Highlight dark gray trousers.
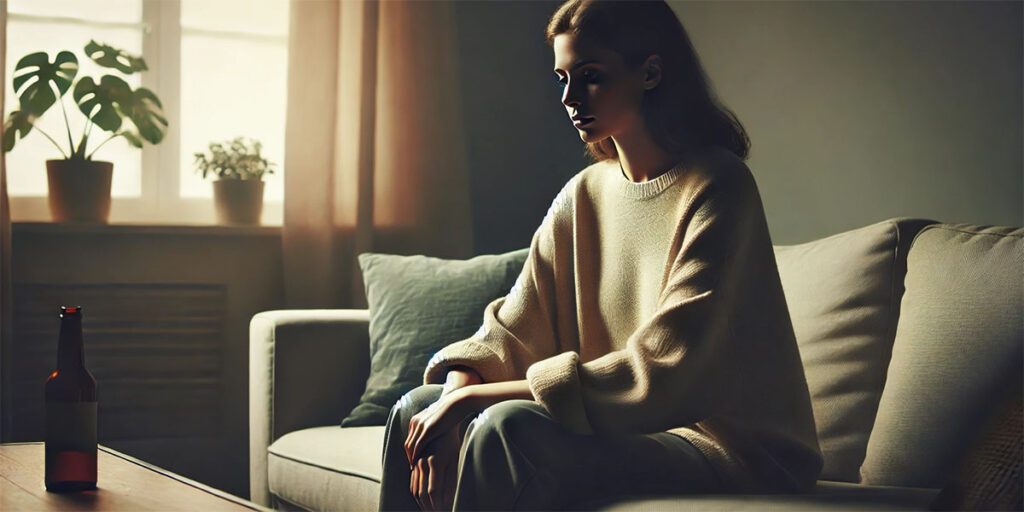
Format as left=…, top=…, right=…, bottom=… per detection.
left=379, top=384, right=725, bottom=511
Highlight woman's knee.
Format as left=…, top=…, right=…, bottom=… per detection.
left=456, top=401, right=568, bottom=510
left=389, top=384, right=443, bottom=424
left=463, top=400, right=556, bottom=457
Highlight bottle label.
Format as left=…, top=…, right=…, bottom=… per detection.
left=45, top=402, right=97, bottom=452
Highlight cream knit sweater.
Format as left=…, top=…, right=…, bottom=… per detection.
left=423, top=147, right=823, bottom=492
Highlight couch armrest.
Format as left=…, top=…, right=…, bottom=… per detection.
left=249, top=309, right=371, bottom=506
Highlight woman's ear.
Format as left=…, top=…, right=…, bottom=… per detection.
left=642, top=55, right=663, bottom=90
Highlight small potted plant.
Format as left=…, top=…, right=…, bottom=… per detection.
left=2, top=40, right=167, bottom=223
left=193, top=137, right=276, bottom=225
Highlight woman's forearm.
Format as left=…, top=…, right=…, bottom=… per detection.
left=463, top=380, right=533, bottom=409
left=442, top=366, right=483, bottom=395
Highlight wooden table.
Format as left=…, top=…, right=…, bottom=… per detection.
left=0, top=443, right=270, bottom=511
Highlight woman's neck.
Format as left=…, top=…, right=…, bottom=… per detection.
left=611, top=129, right=682, bottom=183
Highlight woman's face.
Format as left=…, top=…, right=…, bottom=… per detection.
left=553, top=33, right=649, bottom=143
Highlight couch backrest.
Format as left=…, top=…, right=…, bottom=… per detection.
left=859, top=224, right=1023, bottom=488
left=774, top=217, right=936, bottom=482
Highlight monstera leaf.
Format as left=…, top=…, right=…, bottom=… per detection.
left=73, top=75, right=133, bottom=132
left=120, top=131, right=143, bottom=149
left=118, top=88, right=167, bottom=145
left=12, top=51, right=78, bottom=117
left=84, top=40, right=147, bottom=74
left=2, top=110, right=36, bottom=153
left=5, top=41, right=167, bottom=159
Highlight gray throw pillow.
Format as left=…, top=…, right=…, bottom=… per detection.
left=341, top=248, right=530, bottom=427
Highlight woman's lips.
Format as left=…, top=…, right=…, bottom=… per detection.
left=574, top=117, right=595, bottom=127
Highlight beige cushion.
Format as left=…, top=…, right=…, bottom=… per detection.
left=859, top=224, right=1023, bottom=488
left=774, top=218, right=935, bottom=482
left=268, top=426, right=384, bottom=511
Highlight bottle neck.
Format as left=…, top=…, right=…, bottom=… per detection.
left=57, top=314, right=85, bottom=370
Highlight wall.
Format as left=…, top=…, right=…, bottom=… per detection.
left=670, top=0, right=1022, bottom=243
left=453, top=0, right=591, bottom=255
left=456, top=1, right=1022, bottom=252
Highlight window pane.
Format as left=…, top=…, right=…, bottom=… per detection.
left=4, top=19, right=144, bottom=197
left=181, top=0, right=288, bottom=36
left=179, top=34, right=287, bottom=201
left=9, top=0, right=142, bottom=24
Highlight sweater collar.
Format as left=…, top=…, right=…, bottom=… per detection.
left=614, top=159, right=687, bottom=200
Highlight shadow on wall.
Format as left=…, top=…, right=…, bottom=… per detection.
left=453, top=0, right=591, bottom=255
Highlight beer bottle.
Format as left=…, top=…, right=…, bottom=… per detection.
left=44, top=305, right=98, bottom=492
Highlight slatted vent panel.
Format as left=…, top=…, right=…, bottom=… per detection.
left=12, top=283, right=226, bottom=442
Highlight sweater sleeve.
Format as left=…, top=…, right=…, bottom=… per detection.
left=526, top=167, right=761, bottom=435
left=422, top=180, right=574, bottom=385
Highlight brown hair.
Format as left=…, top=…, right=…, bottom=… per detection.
left=546, top=0, right=750, bottom=162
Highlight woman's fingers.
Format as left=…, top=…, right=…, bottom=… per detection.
left=410, top=464, right=420, bottom=508
left=426, top=455, right=439, bottom=511
left=406, top=408, right=430, bottom=465
left=415, top=458, right=430, bottom=511
left=407, top=420, right=425, bottom=465
left=407, top=391, right=472, bottom=473
left=408, top=427, right=462, bottom=512
left=406, top=401, right=438, bottom=464
left=408, top=416, right=437, bottom=463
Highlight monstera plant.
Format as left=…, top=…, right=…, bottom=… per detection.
left=2, top=40, right=167, bottom=222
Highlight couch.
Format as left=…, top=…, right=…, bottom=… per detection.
left=249, top=218, right=1023, bottom=511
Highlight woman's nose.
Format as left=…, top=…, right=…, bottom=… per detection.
left=561, top=81, right=581, bottom=108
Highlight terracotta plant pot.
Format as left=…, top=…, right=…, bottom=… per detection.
left=46, top=159, right=114, bottom=223
left=213, top=179, right=264, bottom=225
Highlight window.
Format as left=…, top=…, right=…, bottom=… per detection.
left=3, top=0, right=288, bottom=225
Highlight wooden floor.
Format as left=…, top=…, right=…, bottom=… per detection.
left=0, top=443, right=269, bottom=511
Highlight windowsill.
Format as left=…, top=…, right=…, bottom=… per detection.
left=9, top=196, right=284, bottom=226
left=12, top=221, right=282, bottom=237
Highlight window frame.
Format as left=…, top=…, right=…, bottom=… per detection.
left=5, top=0, right=284, bottom=225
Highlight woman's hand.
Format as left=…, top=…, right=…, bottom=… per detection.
left=405, top=380, right=533, bottom=466
left=405, top=386, right=474, bottom=466
left=410, top=427, right=460, bottom=511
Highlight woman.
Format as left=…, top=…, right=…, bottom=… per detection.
left=379, top=1, right=822, bottom=510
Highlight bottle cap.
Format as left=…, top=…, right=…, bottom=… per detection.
left=59, top=306, right=82, bottom=315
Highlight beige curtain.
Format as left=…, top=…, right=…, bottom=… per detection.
left=0, top=0, right=13, bottom=442
left=283, top=0, right=474, bottom=309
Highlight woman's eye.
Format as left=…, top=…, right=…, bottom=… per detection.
left=553, top=70, right=600, bottom=89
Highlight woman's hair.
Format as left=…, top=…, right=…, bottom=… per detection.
left=546, top=0, right=750, bottom=162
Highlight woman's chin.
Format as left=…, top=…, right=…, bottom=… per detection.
left=578, top=128, right=605, bottom=143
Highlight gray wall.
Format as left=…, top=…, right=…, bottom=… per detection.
left=672, top=0, right=1022, bottom=244
left=455, top=0, right=1022, bottom=252
left=454, top=0, right=590, bottom=254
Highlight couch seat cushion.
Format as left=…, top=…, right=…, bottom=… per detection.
left=860, top=224, right=1023, bottom=488
left=595, top=481, right=939, bottom=511
left=268, top=426, right=384, bottom=511
left=773, top=217, right=935, bottom=482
